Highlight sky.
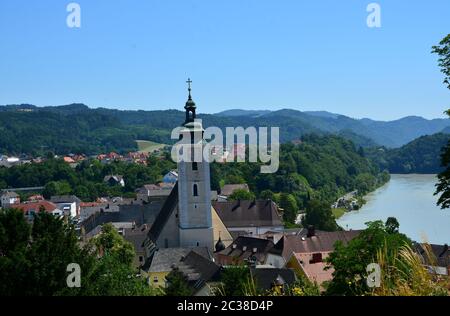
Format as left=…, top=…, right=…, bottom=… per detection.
left=0, top=0, right=449, bottom=121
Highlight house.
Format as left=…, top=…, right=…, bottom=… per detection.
left=50, top=195, right=81, bottom=218
left=103, top=175, right=125, bottom=187
left=123, top=224, right=151, bottom=269
left=172, top=250, right=222, bottom=296
left=136, top=183, right=174, bottom=200
left=219, top=184, right=249, bottom=198
left=80, top=200, right=163, bottom=238
left=266, top=226, right=362, bottom=288
left=162, top=170, right=178, bottom=184
left=250, top=267, right=297, bottom=293
left=15, top=201, right=62, bottom=222
left=215, top=236, right=275, bottom=266
left=414, top=243, right=450, bottom=276
left=146, top=247, right=212, bottom=288
left=0, top=191, right=20, bottom=208
left=212, top=200, right=284, bottom=236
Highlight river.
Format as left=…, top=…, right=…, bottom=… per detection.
left=337, top=174, right=450, bottom=244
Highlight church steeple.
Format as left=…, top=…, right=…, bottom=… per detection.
left=184, top=78, right=196, bottom=124
left=184, top=78, right=197, bottom=124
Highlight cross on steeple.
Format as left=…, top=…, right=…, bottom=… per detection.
left=186, top=78, right=193, bottom=99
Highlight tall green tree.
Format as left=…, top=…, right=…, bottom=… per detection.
left=432, top=34, right=450, bottom=208
left=302, top=199, right=339, bottom=232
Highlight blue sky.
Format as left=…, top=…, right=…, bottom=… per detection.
left=0, top=0, right=449, bottom=120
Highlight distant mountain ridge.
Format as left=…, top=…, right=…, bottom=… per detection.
left=0, top=104, right=449, bottom=155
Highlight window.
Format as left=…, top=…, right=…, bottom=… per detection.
left=192, top=162, right=198, bottom=171
left=193, top=184, right=198, bottom=196
left=153, top=276, right=158, bottom=283
left=139, top=256, right=143, bottom=263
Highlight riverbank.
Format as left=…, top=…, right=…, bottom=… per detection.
left=337, top=174, right=450, bottom=244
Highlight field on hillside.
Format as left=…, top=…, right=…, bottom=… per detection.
left=136, top=140, right=167, bottom=153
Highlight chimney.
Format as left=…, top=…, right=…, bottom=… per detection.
left=307, top=225, right=315, bottom=238
left=439, top=244, right=449, bottom=257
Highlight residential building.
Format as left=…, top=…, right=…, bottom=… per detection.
left=146, top=247, right=212, bottom=288
left=212, top=199, right=284, bottom=236
left=103, top=175, right=125, bottom=187
left=215, top=236, right=275, bottom=266
left=50, top=195, right=81, bottom=218
left=0, top=191, right=20, bottom=208
left=162, top=170, right=178, bottom=184
left=219, top=184, right=249, bottom=199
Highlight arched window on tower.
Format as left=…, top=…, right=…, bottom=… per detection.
left=193, top=184, right=198, bottom=197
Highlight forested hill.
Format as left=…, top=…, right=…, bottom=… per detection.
left=0, top=103, right=449, bottom=156
left=366, top=133, right=450, bottom=173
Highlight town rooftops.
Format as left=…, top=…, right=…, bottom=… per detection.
left=215, top=236, right=275, bottom=264
left=270, top=229, right=362, bottom=261
left=415, top=243, right=450, bottom=270
left=220, top=184, right=250, bottom=197
left=212, top=200, right=283, bottom=228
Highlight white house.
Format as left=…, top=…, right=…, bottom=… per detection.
left=162, top=170, right=178, bottom=184
left=0, top=191, right=20, bottom=208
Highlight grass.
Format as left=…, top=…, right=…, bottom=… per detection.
left=135, top=140, right=166, bottom=153
left=332, top=207, right=347, bottom=219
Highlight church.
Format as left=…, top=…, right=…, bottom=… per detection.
left=144, top=80, right=232, bottom=257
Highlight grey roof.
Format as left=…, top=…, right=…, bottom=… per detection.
left=176, top=251, right=221, bottom=289
left=250, top=267, right=296, bottom=290
left=217, top=236, right=275, bottom=263
left=415, top=243, right=449, bottom=268
left=80, top=200, right=163, bottom=235
left=149, top=247, right=212, bottom=273
left=1, top=191, right=19, bottom=198
left=123, top=225, right=151, bottom=253
left=220, top=184, right=249, bottom=196
left=147, top=182, right=179, bottom=242
left=103, top=175, right=124, bottom=182
left=50, top=195, right=81, bottom=204
left=212, top=200, right=283, bottom=228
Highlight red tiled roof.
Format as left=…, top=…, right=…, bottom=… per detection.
left=15, top=201, right=58, bottom=213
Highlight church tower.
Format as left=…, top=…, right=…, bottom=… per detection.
left=177, top=79, right=214, bottom=250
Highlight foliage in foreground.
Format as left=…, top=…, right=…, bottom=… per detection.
left=0, top=209, right=159, bottom=296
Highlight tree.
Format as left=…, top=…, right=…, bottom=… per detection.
left=385, top=217, right=399, bottom=234
left=216, top=266, right=252, bottom=296
left=325, top=221, right=410, bottom=296
left=433, top=34, right=450, bottom=208
left=228, top=189, right=255, bottom=201
left=302, top=199, right=339, bottom=231
left=165, top=269, right=193, bottom=296
left=279, top=193, right=298, bottom=224
left=0, top=208, right=31, bottom=295
left=432, top=34, right=450, bottom=89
